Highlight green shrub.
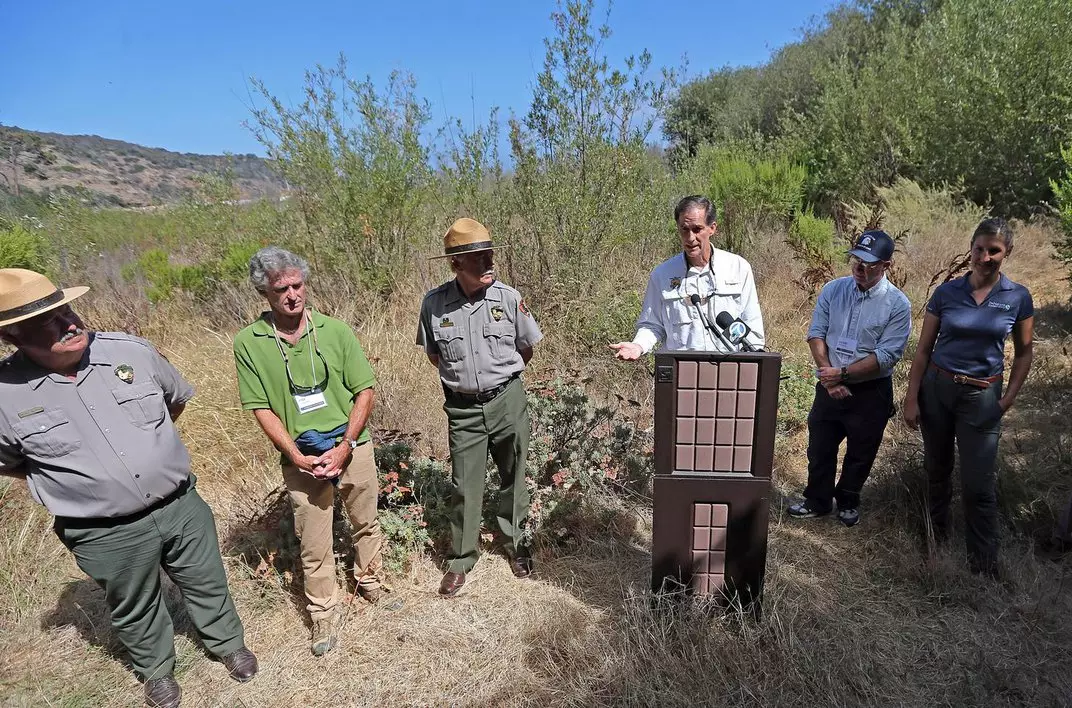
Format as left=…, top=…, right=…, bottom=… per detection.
left=1050, top=144, right=1072, bottom=267
left=788, top=209, right=838, bottom=265
left=0, top=223, right=51, bottom=272
left=704, top=146, right=807, bottom=252
left=778, top=362, right=817, bottom=434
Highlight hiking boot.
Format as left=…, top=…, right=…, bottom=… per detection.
left=786, top=501, right=830, bottom=519
left=310, top=615, right=338, bottom=657
left=357, top=584, right=405, bottom=611
left=144, top=675, right=181, bottom=708
left=837, top=508, right=861, bottom=527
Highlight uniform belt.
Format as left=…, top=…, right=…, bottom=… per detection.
left=55, top=478, right=192, bottom=529
left=929, top=363, right=1001, bottom=389
left=445, top=374, right=519, bottom=404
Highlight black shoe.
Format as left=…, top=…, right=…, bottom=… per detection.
left=509, top=555, right=533, bottom=579
left=837, top=508, right=860, bottom=527
left=144, top=675, right=182, bottom=708
left=221, top=646, right=258, bottom=683
left=786, top=501, right=830, bottom=519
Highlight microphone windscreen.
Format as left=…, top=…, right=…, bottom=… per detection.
left=715, top=311, right=735, bottom=329
left=690, top=294, right=701, bottom=305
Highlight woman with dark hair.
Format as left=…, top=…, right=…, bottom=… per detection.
left=902, top=217, right=1034, bottom=576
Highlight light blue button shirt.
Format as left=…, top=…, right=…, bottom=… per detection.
left=806, top=275, right=911, bottom=381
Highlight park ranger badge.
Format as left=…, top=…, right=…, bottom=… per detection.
left=440, top=317, right=454, bottom=328
left=114, top=364, right=135, bottom=384
left=670, top=277, right=682, bottom=288
left=490, top=305, right=504, bottom=321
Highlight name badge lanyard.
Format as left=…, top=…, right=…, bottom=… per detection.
left=272, top=312, right=329, bottom=414
left=834, top=291, right=865, bottom=363
left=680, top=252, right=720, bottom=349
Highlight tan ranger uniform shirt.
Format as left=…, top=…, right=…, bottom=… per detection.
left=417, top=280, right=543, bottom=394
left=0, top=332, right=195, bottom=519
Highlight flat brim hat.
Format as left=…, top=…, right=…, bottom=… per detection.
left=0, top=268, right=89, bottom=328
left=428, top=217, right=505, bottom=259
left=847, top=229, right=895, bottom=263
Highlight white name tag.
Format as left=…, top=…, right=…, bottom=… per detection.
left=294, top=390, right=328, bottom=414
left=834, top=336, right=858, bottom=360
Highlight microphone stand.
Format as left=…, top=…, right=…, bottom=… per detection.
left=690, top=294, right=736, bottom=352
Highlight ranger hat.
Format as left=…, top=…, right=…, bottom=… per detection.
left=429, top=218, right=504, bottom=259
left=0, top=269, right=89, bottom=328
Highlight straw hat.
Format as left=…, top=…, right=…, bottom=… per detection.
left=429, top=218, right=504, bottom=259
left=0, top=269, right=89, bottom=328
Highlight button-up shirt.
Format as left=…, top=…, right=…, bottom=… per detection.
left=927, top=273, right=1033, bottom=378
left=807, top=275, right=911, bottom=381
left=632, top=248, right=765, bottom=354
left=0, top=332, right=194, bottom=518
left=417, top=280, right=543, bottom=394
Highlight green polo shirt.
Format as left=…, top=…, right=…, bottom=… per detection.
left=233, top=309, right=376, bottom=443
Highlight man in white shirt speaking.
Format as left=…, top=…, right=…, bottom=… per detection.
left=611, top=195, right=765, bottom=359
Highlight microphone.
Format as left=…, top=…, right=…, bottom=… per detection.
left=715, top=311, right=758, bottom=352
left=690, top=294, right=735, bottom=351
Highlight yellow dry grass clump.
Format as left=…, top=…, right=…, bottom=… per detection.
left=2, top=214, right=1072, bottom=707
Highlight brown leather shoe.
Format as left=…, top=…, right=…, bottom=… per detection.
left=144, top=675, right=181, bottom=708
left=509, top=555, right=533, bottom=579
left=221, top=646, right=259, bottom=683
left=439, top=571, right=466, bottom=597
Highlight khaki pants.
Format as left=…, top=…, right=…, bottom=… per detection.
left=282, top=442, right=384, bottom=622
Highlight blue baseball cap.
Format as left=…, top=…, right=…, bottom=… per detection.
left=847, top=230, right=895, bottom=263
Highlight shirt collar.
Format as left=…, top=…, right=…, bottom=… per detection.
left=855, top=274, right=889, bottom=298
left=959, top=272, right=1015, bottom=293
left=449, top=280, right=500, bottom=304
left=250, top=309, right=325, bottom=338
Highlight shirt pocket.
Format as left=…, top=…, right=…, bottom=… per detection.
left=708, top=277, right=744, bottom=321
left=432, top=325, right=465, bottom=362
left=483, top=322, right=516, bottom=360
left=662, top=290, right=694, bottom=327
left=112, top=381, right=167, bottom=429
left=12, top=409, right=82, bottom=458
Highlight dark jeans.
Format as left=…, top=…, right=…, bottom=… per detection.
left=804, top=377, right=894, bottom=512
left=919, top=368, right=1004, bottom=572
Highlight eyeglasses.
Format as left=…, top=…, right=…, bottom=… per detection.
left=849, top=255, right=885, bottom=272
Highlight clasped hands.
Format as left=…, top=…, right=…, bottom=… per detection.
left=293, top=443, right=352, bottom=479
left=816, top=365, right=852, bottom=400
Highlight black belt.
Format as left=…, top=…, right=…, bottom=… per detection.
left=445, top=374, right=520, bottom=405
left=55, top=478, right=192, bottom=529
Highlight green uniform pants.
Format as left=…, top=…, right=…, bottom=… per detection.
left=444, top=377, right=530, bottom=574
left=53, top=481, right=245, bottom=681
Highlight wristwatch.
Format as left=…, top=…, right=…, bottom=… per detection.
left=344, top=438, right=360, bottom=450
left=839, top=366, right=849, bottom=383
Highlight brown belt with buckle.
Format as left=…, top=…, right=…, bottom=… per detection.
left=929, top=363, right=1001, bottom=389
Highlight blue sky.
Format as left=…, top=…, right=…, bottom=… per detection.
left=2, top=1, right=837, bottom=156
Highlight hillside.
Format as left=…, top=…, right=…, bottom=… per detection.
left=0, top=125, right=285, bottom=207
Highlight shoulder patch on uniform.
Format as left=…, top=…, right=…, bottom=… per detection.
left=519, top=300, right=532, bottom=317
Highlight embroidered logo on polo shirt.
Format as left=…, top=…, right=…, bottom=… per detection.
left=987, top=301, right=1012, bottom=311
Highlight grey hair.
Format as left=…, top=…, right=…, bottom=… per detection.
left=248, top=246, right=310, bottom=292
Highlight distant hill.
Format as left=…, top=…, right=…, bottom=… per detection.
left=0, top=125, right=286, bottom=208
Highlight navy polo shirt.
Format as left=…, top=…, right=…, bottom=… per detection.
left=927, top=273, right=1033, bottom=378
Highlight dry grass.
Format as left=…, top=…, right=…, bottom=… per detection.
left=1, top=215, right=1071, bottom=706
